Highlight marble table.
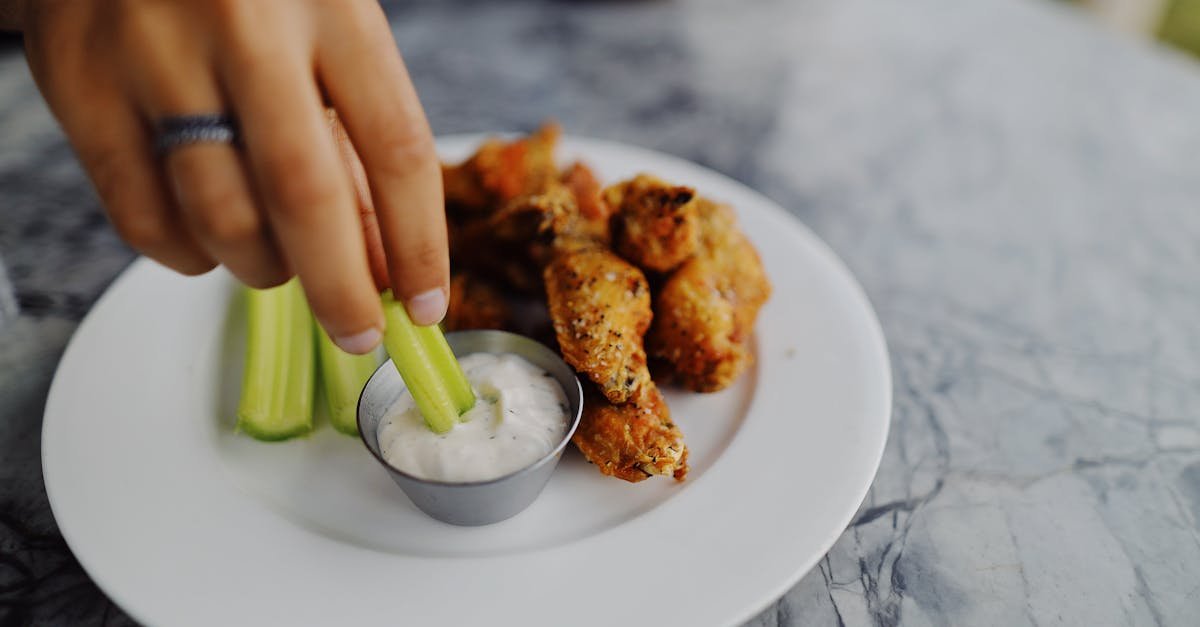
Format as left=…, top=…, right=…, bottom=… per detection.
left=2, top=0, right=1198, bottom=624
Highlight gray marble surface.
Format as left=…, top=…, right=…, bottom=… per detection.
left=2, top=0, right=1199, bottom=624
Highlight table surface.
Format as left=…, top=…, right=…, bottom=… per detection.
left=3, top=0, right=1199, bottom=624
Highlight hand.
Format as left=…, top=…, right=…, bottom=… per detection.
left=18, top=0, right=448, bottom=353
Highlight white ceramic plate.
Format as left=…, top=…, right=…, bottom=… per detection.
left=42, top=136, right=890, bottom=627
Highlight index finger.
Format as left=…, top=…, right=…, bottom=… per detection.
left=219, top=26, right=383, bottom=353
left=328, top=110, right=390, bottom=292
left=315, top=2, right=449, bottom=326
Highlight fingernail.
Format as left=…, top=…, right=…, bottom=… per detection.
left=406, top=288, right=447, bottom=326
left=335, top=327, right=382, bottom=354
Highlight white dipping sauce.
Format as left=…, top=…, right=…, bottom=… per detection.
left=377, top=352, right=570, bottom=483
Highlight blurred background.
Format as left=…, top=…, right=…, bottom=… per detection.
left=2, top=0, right=1199, bottom=55
left=1080, top=0, right=1200, bottom=54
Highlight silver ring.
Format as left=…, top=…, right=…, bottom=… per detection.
left=155, top=114, right=239, bottom=154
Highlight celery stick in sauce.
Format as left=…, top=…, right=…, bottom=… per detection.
left=381, top=291, right=476, bottom=433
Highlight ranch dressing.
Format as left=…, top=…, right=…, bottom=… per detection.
left=377, top=352, right=569, bottom=483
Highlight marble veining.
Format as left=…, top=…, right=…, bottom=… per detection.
left=2, top=0, right=1199, bottom=624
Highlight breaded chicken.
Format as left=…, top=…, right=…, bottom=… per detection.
left=488, top=181, right=582, bottom=246
left=647, top=198, right=771, bottom=392
left=544, top=247, right=653, bottom=405
left=485, top=166, right=612, bottom=253
left=559, top=161, right=612, bottom=245
left=443, top=273, right=512, bottom=332
left=442, top=123, right=561, bottom=217
left=450, top=180, right=601, bottom=293
left=573, top=383, right=688, bottom=482
left=606, top=174, right=699, bottom=273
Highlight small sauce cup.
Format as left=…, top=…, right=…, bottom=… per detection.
left=356, top=330, right=584, bottom=526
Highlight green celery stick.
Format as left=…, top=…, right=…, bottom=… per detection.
left=315, top=322, right=380, bottom=435
left=381, top=291, right=475, bottom=433
left=414, top=323, right=476, bottom=416
left=237, top=279, right=315, bottom=440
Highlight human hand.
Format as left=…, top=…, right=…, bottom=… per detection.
left=18, top=0, right=447, bottom=353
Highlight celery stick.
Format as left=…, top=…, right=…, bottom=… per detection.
left=315, top=322, right=380, bottom=435
left=381, top=291, right=474, bottom=433
left=414, top=324, right=476, bottom=416
left=237, top=279, right=315, bottom=441
left=282, top=280, right=315, bottom=433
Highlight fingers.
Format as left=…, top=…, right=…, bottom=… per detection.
left=63, top=87, right=216, bottom=276
left=218, top=16, right=383, bottom=353
left=166, top=144, right=291, bottom=288
left=21, top=6, right=214, bottom=274
left=315, top=2, right=449, bottom=325
left=328, top=111, right=390, bottom=292
left=123, top=19, right=290, bottom=289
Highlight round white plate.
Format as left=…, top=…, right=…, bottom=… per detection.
left=42, top=136, right=891, bottom=627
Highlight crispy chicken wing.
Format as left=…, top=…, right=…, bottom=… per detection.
left=450, top=180, right=598, bottom=292
left=440, top=126, right=771, bottom=483
left=573, top=383, right=688, bottom=482
left=544, top=247, right=653, bottom=405
left=559, top=161, right=612, bottom=245
left=443, top=273, right=512, bottom=332
left=606, top=174, right=699, bottom=273
left=647, top=198, right=771, bottom=392
left=442, top=123, right=561, bottom=217
left=447, top=161, right=613, bottom=293
left=484, top=165, right=612, bottom=250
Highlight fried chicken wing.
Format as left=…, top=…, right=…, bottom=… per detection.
left=544, top=247, right=653, bottom=405
left=443, top=273, right=512, bottom=332
left=450, top=179, right=603, bottom=293
left=439, top=125, right=772, bottom=483
left=647, top=198, right=771, bottom=392
left=606, top=174, right=699, bottom=273
left=573, top=383, right=688, bottom=482
left=442, top=123, right=561, bottom=217
left=559, top=161, right=612, bottom=244
left=485, top=166, right=612, bottom=250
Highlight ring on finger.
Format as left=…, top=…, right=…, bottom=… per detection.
left=155, top=114, right=239, bottom=154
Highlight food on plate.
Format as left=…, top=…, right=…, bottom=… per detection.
left=448, top=165, right=612, bottom=293
left=237, top=285, right=468, bottom=440
left=442, top=123, right=561, bottom=216
left=573, top=383, right=687, bottom=482
left=237, top=124, right=769, bottom=485
left=559, top=161, right=612, bottom=242
left=443, top=273, right=512, bottom=333
left=376, top=352, right=570, bottom=482
left=606, top=174, right=699, bottom=273
left=544, top=246, right=654, bottom=405
left=440, top=124, right=770, bottom=482
left=381, top=291, right=476, bottom=434
left=237, top=279, right=316, bottom=441
left=315, top=324, right=380, bottom=435
left=647, top=198, right=772, bottom=392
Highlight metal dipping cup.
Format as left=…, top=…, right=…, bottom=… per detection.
left=357, top=330, right=584, bottom=526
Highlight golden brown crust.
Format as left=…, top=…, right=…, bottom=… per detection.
left=442, top=123, right=562, bottom=217
left=440, top=126, right=771, bottom=482
left=560, top=161, right=612, bottom=243
left=572, top=383, right=688, bottom=482
left=647, top=198, right=771, bottom=392
left=606, top=174, right=699, bottom=274
left=544, top=247, right=654, bottom=405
